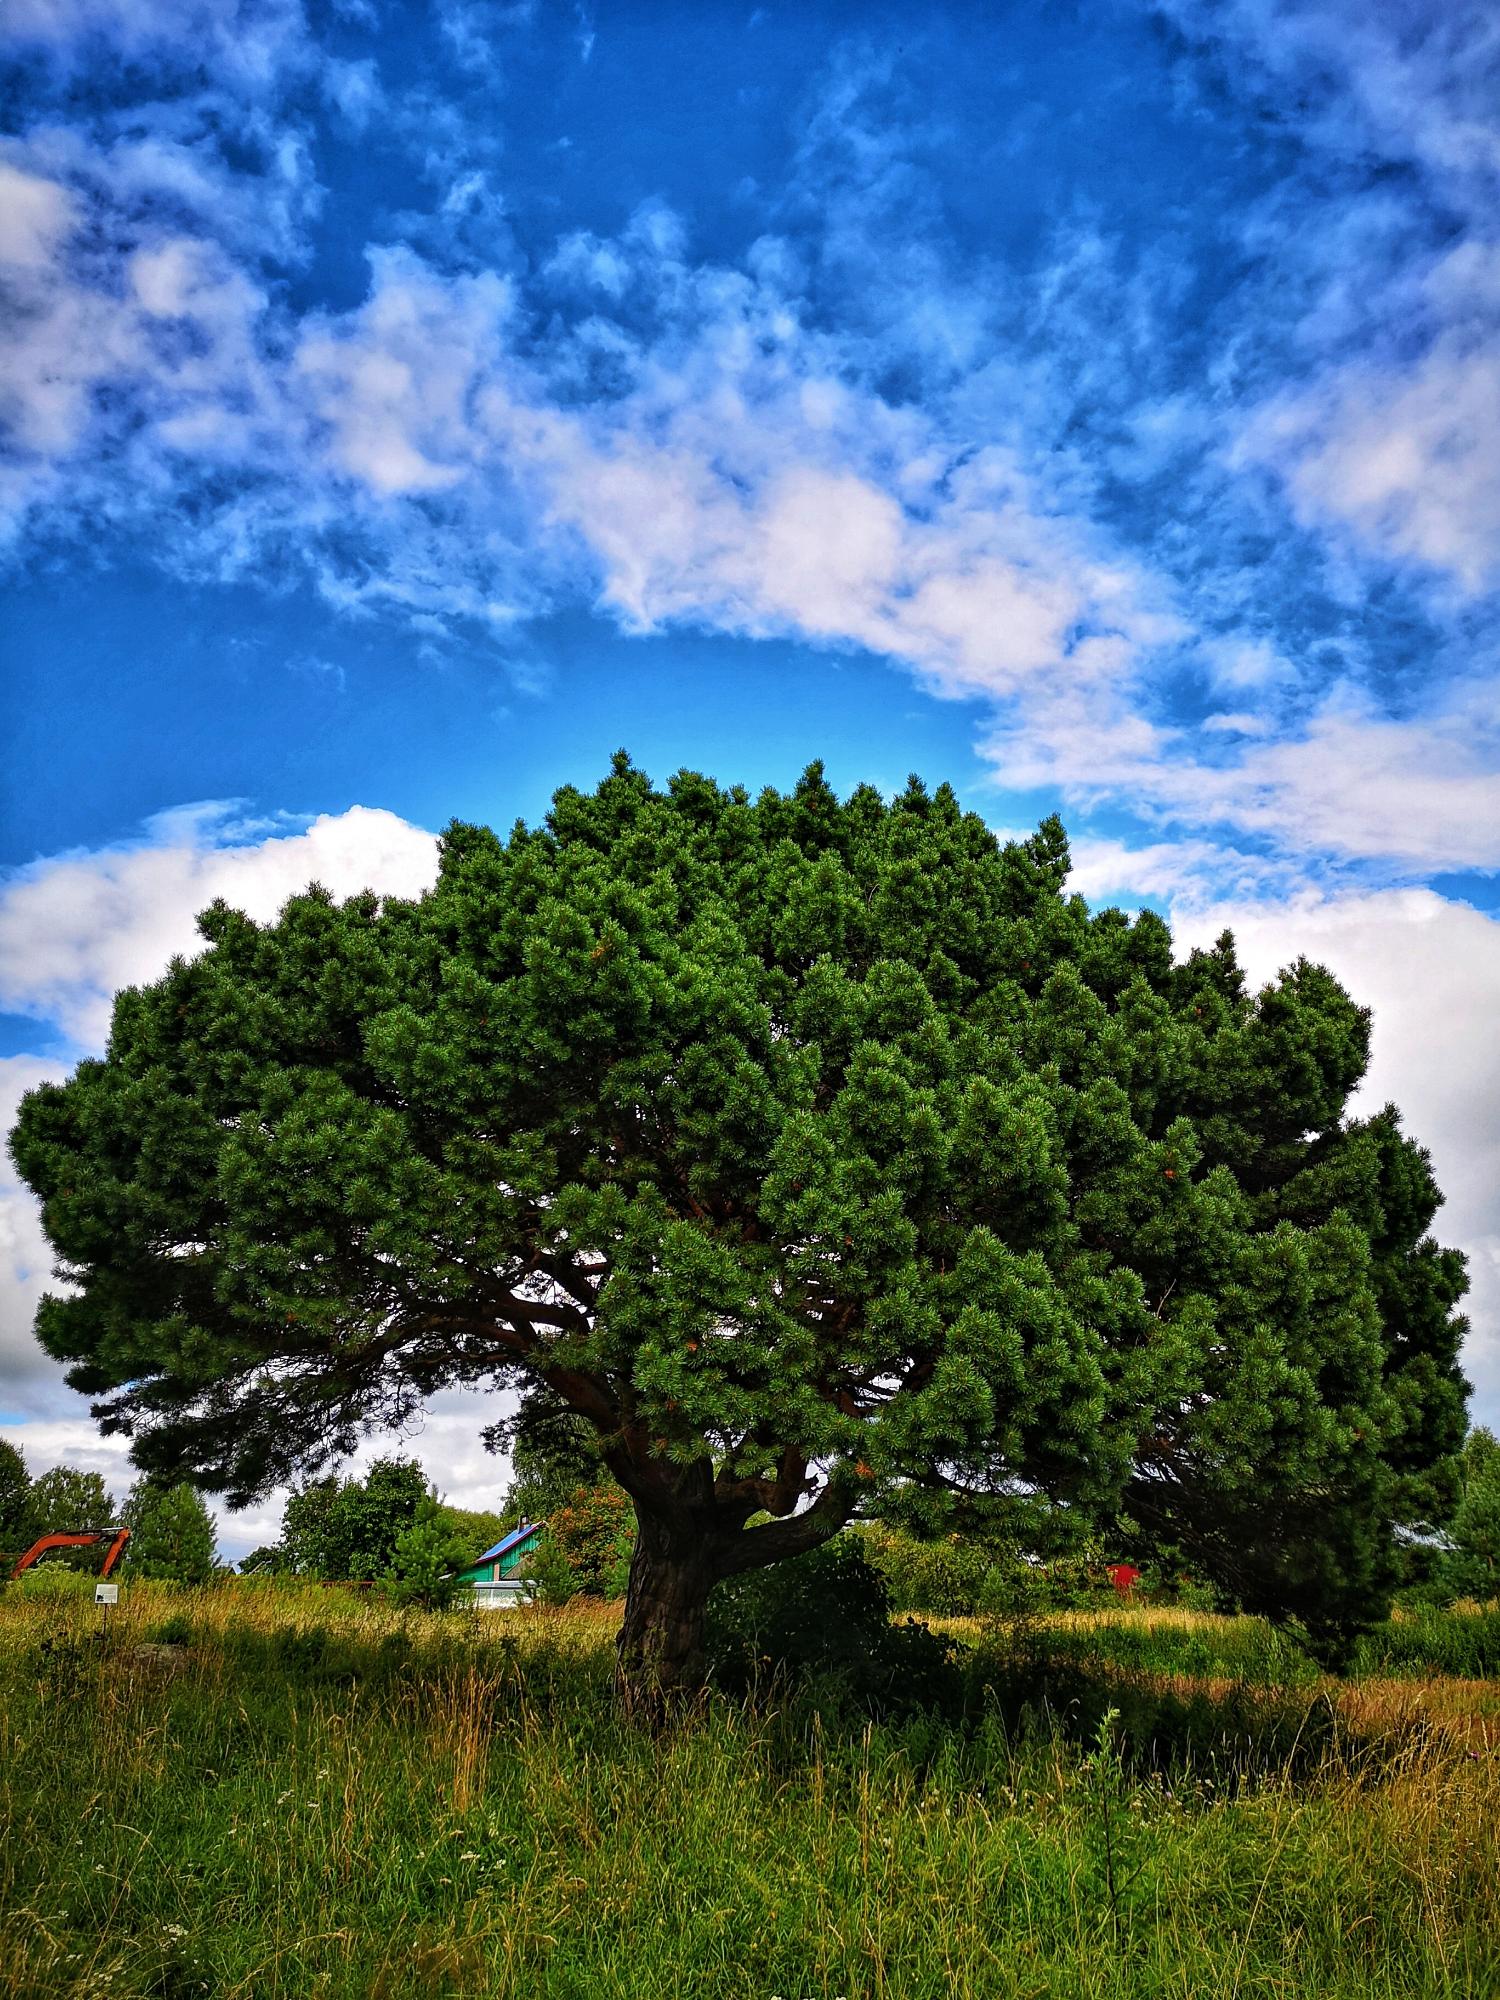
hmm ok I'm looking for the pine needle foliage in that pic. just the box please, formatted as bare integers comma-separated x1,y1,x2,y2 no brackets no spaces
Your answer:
8,757,1469,1684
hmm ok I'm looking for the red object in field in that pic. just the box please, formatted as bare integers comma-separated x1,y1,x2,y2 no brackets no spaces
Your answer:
8,1528,131,1580
1108,1563,1142,1596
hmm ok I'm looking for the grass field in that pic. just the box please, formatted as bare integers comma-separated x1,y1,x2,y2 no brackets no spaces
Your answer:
2,1581,1497,1999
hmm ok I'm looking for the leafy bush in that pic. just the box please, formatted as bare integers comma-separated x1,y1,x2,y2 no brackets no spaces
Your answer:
147,1612,195,1647
858,1525,1001,1614
536,1486,635,1600
238,1544,290,1576
707,1532,961,1719
9,1565,97,1602
858,1523,1152,1616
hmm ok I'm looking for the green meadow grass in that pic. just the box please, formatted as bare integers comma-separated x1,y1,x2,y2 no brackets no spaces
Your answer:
1,1581,1496,1999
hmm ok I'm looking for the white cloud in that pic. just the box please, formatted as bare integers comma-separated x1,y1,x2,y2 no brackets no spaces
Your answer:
1139,878,1500,1429
986,684,1500,871
0,160,74,267
0,806,440,1436
1200,635,1298,693
293,249,514,497
0,1056,70,1405
0,114,302,541
0,803,439,1048
0,1388,514,1562
1067,834,1302,909
1239,321,1500,595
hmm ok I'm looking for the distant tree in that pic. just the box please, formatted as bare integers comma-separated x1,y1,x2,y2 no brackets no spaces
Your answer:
280,1457,428,1579
486,1385,606,1526
11,759,1470,1705
435,1504,509,1562
0,1441,30,1555
386,1499,472,1611
25,1466,112,1537
238,1544,290,1577
122,1478,218,1582
1444,1428,1500,1601
15,1466,113,1569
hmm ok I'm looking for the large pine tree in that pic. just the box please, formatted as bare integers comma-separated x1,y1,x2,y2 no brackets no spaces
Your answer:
11,759,1468,1701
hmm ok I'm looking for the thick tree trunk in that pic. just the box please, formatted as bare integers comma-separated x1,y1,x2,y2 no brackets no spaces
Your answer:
614,1508,721,1717
610,1463,860,1721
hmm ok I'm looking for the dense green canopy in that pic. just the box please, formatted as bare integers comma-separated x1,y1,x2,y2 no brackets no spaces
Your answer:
11,758,1469,1668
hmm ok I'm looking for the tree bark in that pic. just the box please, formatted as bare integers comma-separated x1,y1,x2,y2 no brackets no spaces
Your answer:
611,1468,861,1720
614,1507,721,1718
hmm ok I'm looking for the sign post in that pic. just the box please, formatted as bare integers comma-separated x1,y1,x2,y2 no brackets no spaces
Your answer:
95,1579,118,1647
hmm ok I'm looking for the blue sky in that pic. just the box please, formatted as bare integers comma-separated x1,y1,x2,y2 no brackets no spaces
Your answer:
2,0,1498,1548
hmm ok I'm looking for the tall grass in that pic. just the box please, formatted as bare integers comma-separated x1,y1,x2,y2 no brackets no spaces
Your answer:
1,1582,1496,1998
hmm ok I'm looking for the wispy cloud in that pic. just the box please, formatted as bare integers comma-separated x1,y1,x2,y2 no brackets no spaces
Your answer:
3,0,315,92
2,1,1499,886
1161,1,1500,600
1236,251,1500,594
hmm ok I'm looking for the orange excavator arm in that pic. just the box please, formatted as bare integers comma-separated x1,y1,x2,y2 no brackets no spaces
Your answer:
8,1527,130,1580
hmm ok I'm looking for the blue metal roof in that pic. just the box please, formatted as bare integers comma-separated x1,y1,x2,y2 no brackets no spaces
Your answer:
473,1520,541,1566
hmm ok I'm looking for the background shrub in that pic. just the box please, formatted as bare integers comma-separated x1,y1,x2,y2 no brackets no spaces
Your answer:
533,1486,635,1600
707,1532,961,1719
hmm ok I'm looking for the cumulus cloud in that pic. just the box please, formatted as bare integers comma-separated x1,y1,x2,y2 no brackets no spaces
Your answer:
0,803,439,1047
0,1055,69,1408
1175,886,1500,1425
0,803,463,1542
294,250,515,497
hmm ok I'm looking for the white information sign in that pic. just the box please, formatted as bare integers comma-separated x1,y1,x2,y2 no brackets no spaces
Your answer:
95,1583,118,1606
